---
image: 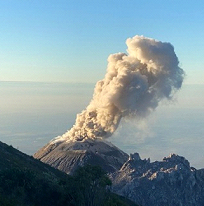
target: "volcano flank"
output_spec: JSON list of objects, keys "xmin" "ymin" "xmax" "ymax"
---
[
  {"xmin": 34, "ymin": 139, "xmax": 128, "ymax": 174},
  {"xmin": 33, "ymin": 35, "xmax": 192, "ymax": 205}
]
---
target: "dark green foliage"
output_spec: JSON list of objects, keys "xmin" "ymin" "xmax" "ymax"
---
[
  {"xmin": 0, "ymin": 141, "xmax": 139, "ymax": 206},
  {"xmin": 0, "ymin": 166, "xmax": 139, "ymax": 206},
  {"xmin": 0, "ymin": 194, "xmax": 15, "ymax": 206},
  {"xmin": 104, "ymin": 193, "xmax": 140, "ymax": 206},
  {"xmin": 0, "ymin": 168, "xmax": 72, "ymax": 206},
  {"xmin": 71, "ymin": 165, "xmax": 112, "ymax": 206}
]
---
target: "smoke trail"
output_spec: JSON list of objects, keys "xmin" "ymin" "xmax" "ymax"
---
[{"xmin": 53, "ymin": 35, "xmax": 184, "ymax": 143}]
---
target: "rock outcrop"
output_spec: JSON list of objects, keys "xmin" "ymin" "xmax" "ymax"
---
[
  {"xmin": 34, "ymin": 139, "xmax": 204, "ymax": 205},
  {"xmin": 110, "ymin": 153, "xmax": 204, "ymax": 206}
]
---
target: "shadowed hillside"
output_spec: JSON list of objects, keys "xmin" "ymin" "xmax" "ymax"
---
[{"xmin": 0, "ymin": 141, "xmax": 139, "ymax": 206}]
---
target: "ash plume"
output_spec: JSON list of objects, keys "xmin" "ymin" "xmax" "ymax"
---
[{"xmin": 53, "ymin": 35, "xmax": 184, "ymax": 143}]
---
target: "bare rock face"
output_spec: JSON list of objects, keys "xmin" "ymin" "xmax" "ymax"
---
[
  {"xmin": 34, "ymin": 139, "xmax": 204, "ymax": 206},
  {"xmin": 34, "ymin": 139, "xmax": 129, "ymax": 175},
  {"xmin": 110, "ymin": 153, "xmax": 204, "ymax": 206}
]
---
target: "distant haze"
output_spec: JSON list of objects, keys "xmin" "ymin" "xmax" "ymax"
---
[{"xmin": 1, "ymin": 82, "xmax": 204, "ymax": 168}]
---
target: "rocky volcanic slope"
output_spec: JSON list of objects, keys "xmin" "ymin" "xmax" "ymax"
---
[
  {"xmin": 111, "ymin": 153, "xmax": 204, "ymax": 206},
  {"xmin": 34, "ymin": 139, "xmax": 129, "ymax": 174},
  {"xmin": 34, "ymin": 139, "xmax": 204, "ymax": 206}
]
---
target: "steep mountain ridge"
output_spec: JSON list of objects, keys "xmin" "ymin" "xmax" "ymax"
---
[
  {"xmin": 111, "ymin": 153, "xmax": 204, "ymax": 206},
  {"xmin": 34, "ymin": 139, "xmax": 204, "ymax": 206},
  {"xmin": 0, "ymin": 141, "xmax": 66, "ymax": 177}
]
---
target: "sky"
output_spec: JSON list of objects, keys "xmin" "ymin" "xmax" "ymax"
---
[
  {"xmin": 1, "ymin": 1, "xmax": 204, "ymax": 168},
  {"xmin": 1, "ymin": 0, "xmax": 204, "ymax": 84}
]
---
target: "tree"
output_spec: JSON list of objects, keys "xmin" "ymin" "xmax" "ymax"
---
[{"xmin": 72, "ymin": 165, "xmax": 112, "ymax": 206}]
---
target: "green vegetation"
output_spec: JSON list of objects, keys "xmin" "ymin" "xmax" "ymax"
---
[
  {"xmin": 71, "ymin": 164, "xmax": 112, "ymax": 206},
  {"xmin": 0, "ymin": 165, "xmax": 137, "ymax": 206},
  {"xmin": 0, "ymin": 142, "xmax": 139, "ymax": 206}
]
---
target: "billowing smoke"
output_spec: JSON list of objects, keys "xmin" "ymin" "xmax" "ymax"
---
[{"xmin": 53, "ymin": 35, "xmax": 184, "ymax": 143}]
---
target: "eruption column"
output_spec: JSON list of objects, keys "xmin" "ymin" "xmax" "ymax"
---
[{"xmin": 53, "ymin": 35, "xmax": 184, "ymax": 143}]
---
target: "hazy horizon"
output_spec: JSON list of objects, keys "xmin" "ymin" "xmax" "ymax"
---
[
  {"xmin": 1, "ymin": 1, "xmax": 204, "ymax": 170},
  {"xmin": 0, "ymin": 81, "xmax": 203, "ymax": 169}
]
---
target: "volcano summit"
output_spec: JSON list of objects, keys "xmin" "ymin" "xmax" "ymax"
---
[
  {"xmin": 34, "ymin": 35, "xmax": 187, "ymax": 205},
  {"xmin": 35, "ymin": 35, "xmax": 184, "ymax": 173}
]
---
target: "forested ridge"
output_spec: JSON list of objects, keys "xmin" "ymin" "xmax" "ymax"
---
[{"xmin": 0, "ymin": 141, "xmax": 138, "ymax": 206}]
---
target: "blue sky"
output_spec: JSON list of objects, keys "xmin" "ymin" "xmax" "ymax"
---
[{"xmin": 1, "ymin": 0, "xmax": 204, "ymax": 84}]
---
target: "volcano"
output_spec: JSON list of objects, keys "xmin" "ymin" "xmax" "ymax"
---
[
  {"xmin": 34, "ymin": 138, "xmax": 128, "ymax": 174},
  {"xmin": 33, "ymin": 35, "xmax": 189, "ymax": 205},
  {"xmin": 34, "ymin": 35, "xmax": 184, "ymax": 175}
]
